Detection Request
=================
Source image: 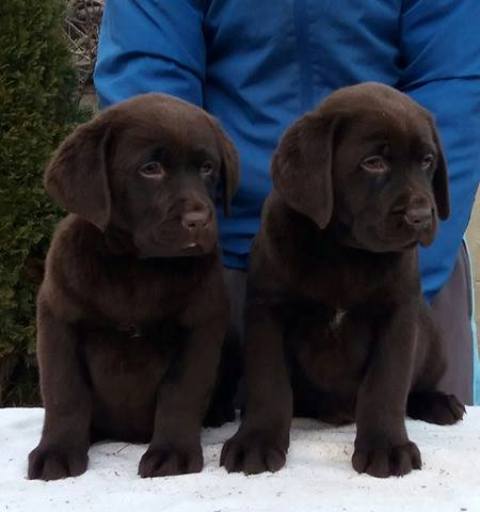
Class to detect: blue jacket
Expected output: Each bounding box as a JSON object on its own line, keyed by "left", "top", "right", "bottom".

{"left": 95, "top": 0, "right": 480, "bottom": 299}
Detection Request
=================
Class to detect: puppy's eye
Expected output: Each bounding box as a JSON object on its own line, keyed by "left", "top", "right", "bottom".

{"left": 200, "top": 161, "right": 214, "bottom": 177}
{"left": 139, "top": 161, "right": 165, "bottom": 178}
{"left": 361, "top": 156, "right": 388, "bottom": 174}
{"left": 421, "top": 154, "right": 434, "bottom": 171}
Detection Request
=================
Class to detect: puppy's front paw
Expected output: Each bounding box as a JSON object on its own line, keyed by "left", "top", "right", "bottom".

{"left": 138, "top": 443, "right": 203, "bottom": 478}
{"left": 221, "top": 429, "right": 287, "bottom": 475}
{"left": 352, "top": 438, "right": 421, "bottom": 478}
{"left": 28, "top": 444, "right": 88, "bottom": 480}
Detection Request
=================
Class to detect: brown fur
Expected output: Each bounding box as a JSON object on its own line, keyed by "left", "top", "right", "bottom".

{"left": 221, "top": 83, "right": 465, "bottom": 478}
{"left": 28, "top": 94, "right": 240, "bottom": 480}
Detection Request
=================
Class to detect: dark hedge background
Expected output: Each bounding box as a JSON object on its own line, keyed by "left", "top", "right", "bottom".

{"left": 0, "top": 0, "right": 93, "bottom": 405}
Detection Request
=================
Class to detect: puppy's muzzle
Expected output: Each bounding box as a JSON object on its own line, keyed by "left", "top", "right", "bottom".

{"left": 182, "top": 208, "right": 212, "bottom": 232}
{"left": 179, "top": 199, "right": 216, "bottom": 253}
{"left": 391, "top": 195, "right": 433, "bottom": 233}
{"left": 403, "top": 206, "right": 433, "bottom": 231}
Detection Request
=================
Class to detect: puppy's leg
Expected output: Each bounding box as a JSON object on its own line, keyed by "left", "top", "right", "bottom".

{"left": 138, "top": 317, "right": 225, "bottom": 478}
{"left": 28, "top": 300, "right": 92, "bottom": 480}
{"left": 203, "top": 329, "right": 241, "bottom": 427}
{"left": 353, "top": 304, "right": 422, "bottom": 478}
{"left": 220, "top": 303, "right": 292, "bottom": 475}
{"left": 203, "top": 267, "right": 246, "bottom": 427}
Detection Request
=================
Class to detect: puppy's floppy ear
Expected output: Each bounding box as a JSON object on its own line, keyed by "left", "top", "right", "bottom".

{"left": 207, "top": 116, "right": 240, "bottom": 216}
{"left": 44, "top": 118, "right": 111, "bottom": 231}
{"left": 271, "top": 114, "right": 336, "bottom": 229}
{"left": 428, "top": 117, "right": 450, "bottom": 220}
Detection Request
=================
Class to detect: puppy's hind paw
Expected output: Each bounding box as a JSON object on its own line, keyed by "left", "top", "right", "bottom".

{"left": 407, "top": 391, "right": 466, "bottom": 425}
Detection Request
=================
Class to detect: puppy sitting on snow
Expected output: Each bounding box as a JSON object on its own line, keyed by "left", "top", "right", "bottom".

{"left": 28, "top": 94, "right": 239, "bottom": 480}
{"left": 222, "top": 83, "right": 465, "bottom": 478}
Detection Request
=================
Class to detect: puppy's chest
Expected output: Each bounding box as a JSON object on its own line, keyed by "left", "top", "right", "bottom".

{"left": 281, "top": 301, "right": 352, "bottom": 338}
{"left": 328, "top": 308, "right": 348, "bottom": 332}
{"left": 78, "top": 263, "right": 191, "bottom": 342}
{"left": 294, "top": 255, "right": 395, "bottom": 306}
{"left": 83, "top": 266, "right": 196, "bottom": 327}
{"left": 282, "top": 301, "right": 373, "bottom": 388}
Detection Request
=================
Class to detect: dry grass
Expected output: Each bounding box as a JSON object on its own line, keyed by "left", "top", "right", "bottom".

{"left": 64, "top": 0, "right": 103, "bottom": 99}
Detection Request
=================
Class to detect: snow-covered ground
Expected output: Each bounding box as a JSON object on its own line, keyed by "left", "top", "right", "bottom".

{"left": 0, "top": 407, "right": 479, "bottom": 512}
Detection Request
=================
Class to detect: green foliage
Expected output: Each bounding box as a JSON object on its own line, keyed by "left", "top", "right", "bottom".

{"left": 0, "top": 0, "right": 89, "bottom": 404}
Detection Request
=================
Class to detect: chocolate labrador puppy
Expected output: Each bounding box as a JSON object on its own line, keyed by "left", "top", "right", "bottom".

{"left": 28, "top": 93, "right": 239, "bottom": 480}
{"left": 221, "top": 83, "right": 465, "bottom": 478}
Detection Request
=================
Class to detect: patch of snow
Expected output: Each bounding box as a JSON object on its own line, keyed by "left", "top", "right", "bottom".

{"left": 0, "top": 407, "right": 479, "bottom": 512}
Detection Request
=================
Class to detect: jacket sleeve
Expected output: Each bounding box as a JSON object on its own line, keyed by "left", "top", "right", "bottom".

{"left": 399, "top": 0, "right": 480, "bottom": 298}
{"left": 94, "top": 0, "right": 205, "bottom": 108}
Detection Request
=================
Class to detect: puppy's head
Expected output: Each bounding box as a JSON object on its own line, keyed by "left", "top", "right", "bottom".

{"left": 272, "top": 82, "right": 449, "bottom": 252}
{"left": 44, "top": 94, "right": 239, "bottom": 258}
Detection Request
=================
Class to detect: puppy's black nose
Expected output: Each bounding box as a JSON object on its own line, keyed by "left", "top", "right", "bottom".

{"left": 404, "top": 207, "right": 432, "bottom": 229}
{"left": 182, "top": 210, "right": 210, "bottom": 231}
